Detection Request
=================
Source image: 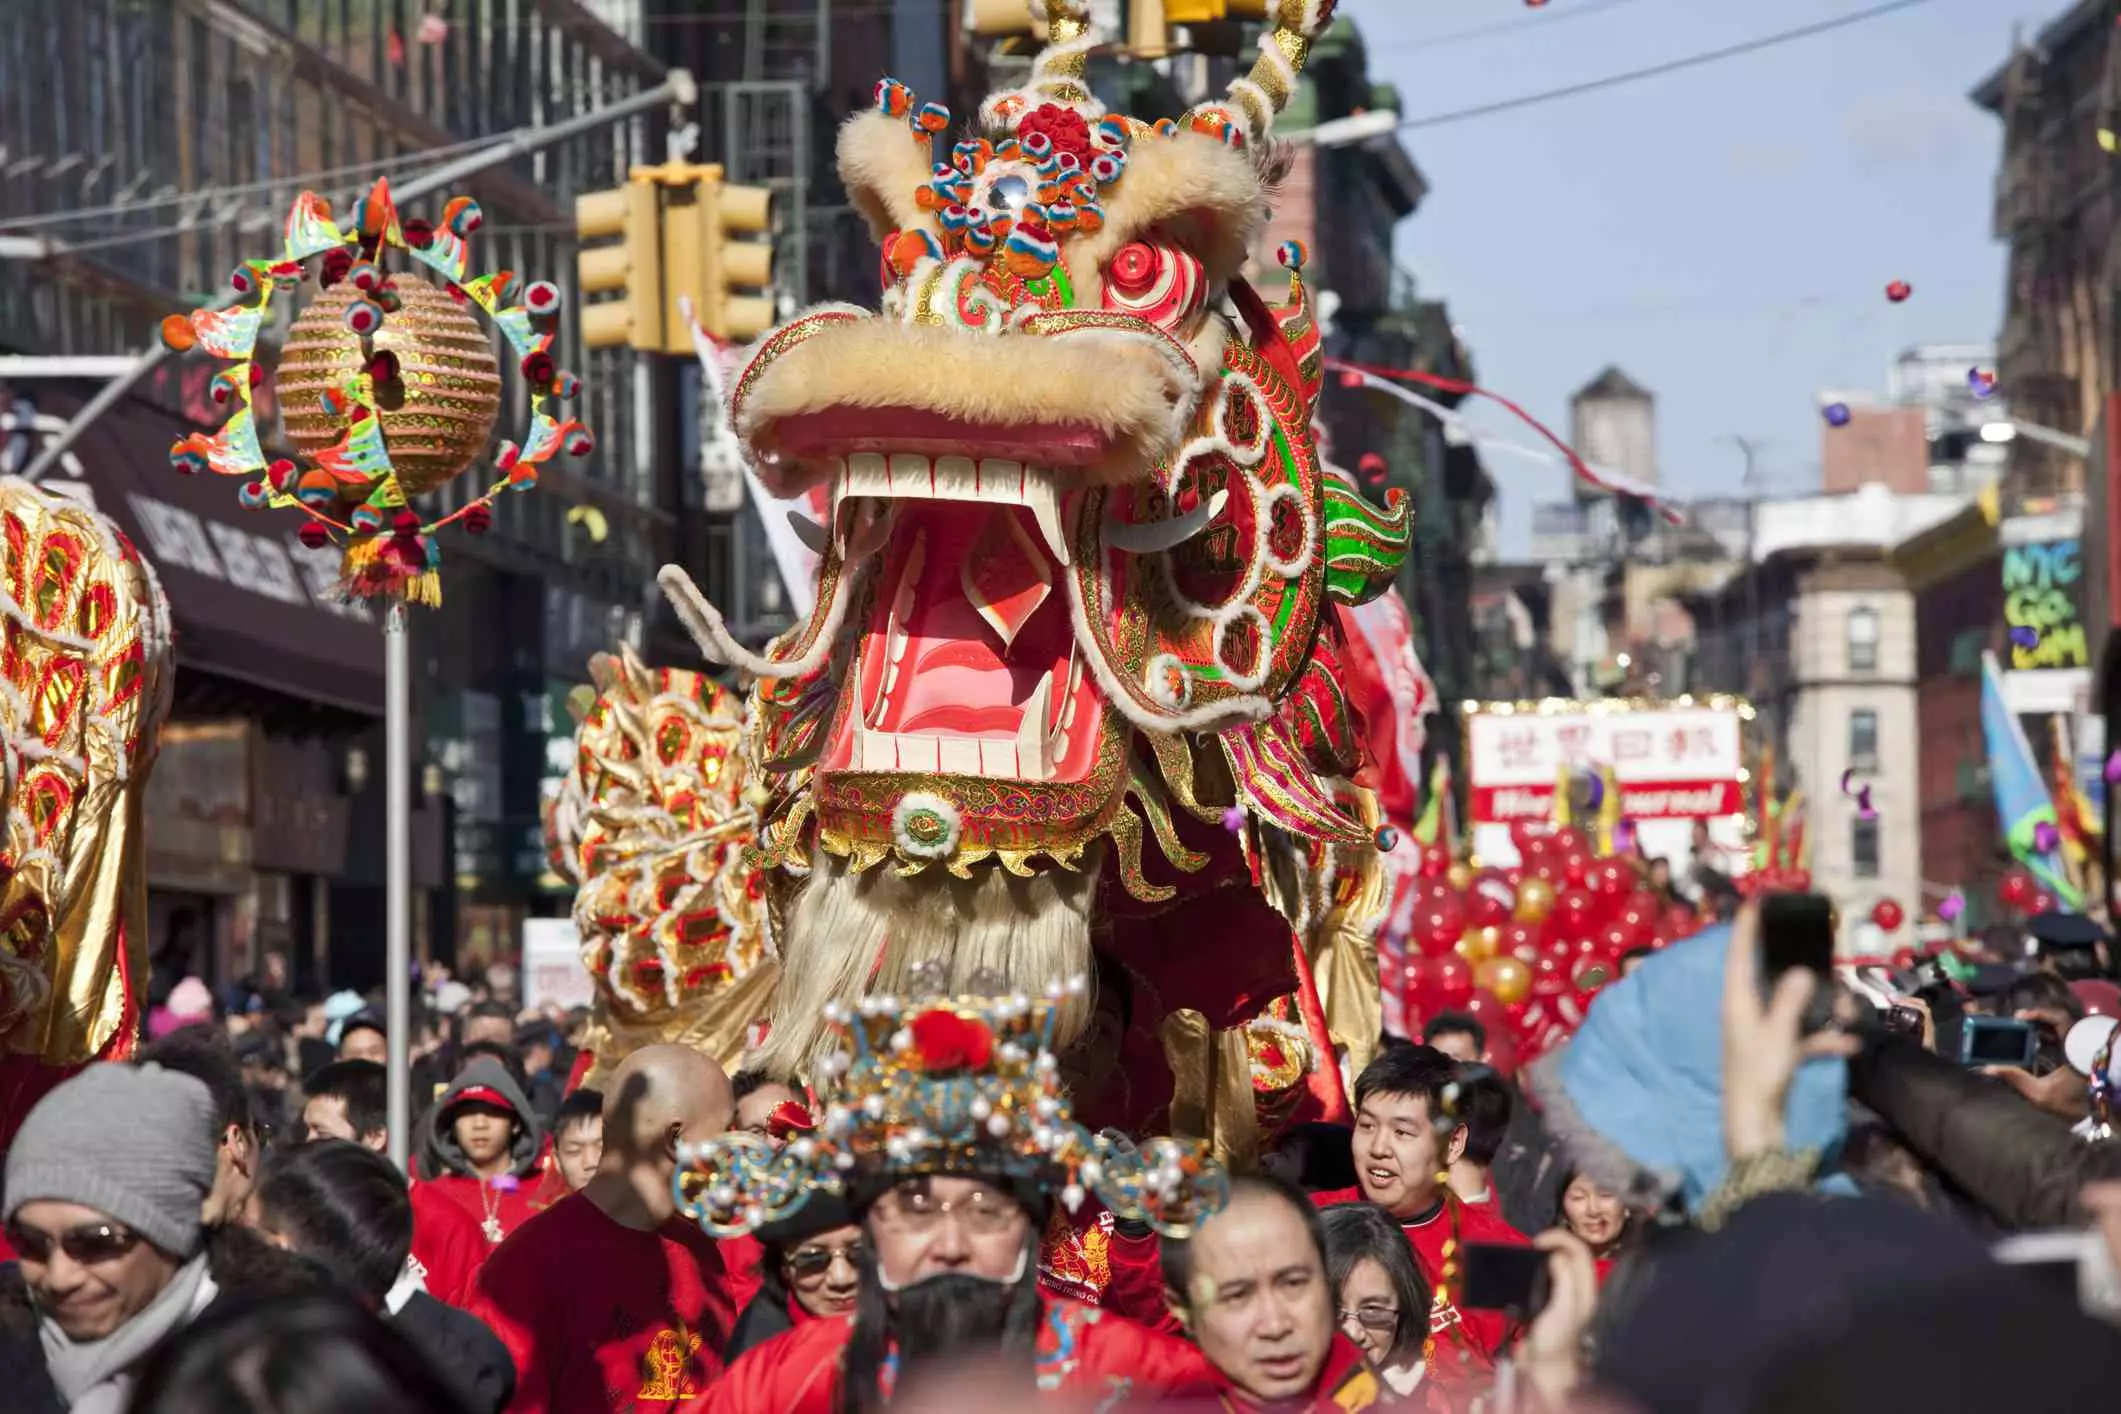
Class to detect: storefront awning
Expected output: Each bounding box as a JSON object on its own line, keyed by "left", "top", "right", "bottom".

{"left": 17, "top": 389, "right": 386, "bottom": 715}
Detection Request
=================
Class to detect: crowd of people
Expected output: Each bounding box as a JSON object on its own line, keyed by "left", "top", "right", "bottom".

{"left": 11, "top": 897, "right": 2121, "bottom": 1413}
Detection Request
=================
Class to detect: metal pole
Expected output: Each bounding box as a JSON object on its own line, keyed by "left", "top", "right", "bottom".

{"left": 22, "top": 69, "right": 698, "bottom": 484}
{"left": 385, "top": 605, "right": 412, "bottom": 1173}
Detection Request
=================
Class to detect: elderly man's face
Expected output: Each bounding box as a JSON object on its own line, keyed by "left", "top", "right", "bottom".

{"left": 864, "top": 1176, "right": 1029, "bottom": 1288}
{"left": 9, "top": 1200, "right": 183, "bottom": 1341}
{"left": 1178, "top": 1188, "right": 1335, "bottom": 1405}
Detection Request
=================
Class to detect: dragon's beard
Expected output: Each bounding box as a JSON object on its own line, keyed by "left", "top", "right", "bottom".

{"left": 754, "top": 845, "right": 1100, "bottom": 1082}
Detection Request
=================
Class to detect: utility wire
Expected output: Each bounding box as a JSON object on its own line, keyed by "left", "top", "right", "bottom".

{"left": 1394, "top": 0, "right": 1942, "bottom": 133}
{"left": 1372, "top": 0, "right": 1651, "bottom": 54}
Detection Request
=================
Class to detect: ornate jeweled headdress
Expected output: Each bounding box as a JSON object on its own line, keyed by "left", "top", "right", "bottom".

{"left": 675, "top": 968, "right": 1229, "bottom": 1239}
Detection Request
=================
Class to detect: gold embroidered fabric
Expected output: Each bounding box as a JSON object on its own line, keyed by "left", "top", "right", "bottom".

{"left": 549, "top": 646, "right": 772, "bottom": 1079}
{"left": 0, "top": 479, "right": 173, "bottom": 1064}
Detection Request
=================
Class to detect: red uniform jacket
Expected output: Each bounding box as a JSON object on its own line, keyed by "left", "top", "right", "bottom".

{"left": 408, "top": 1179, "right": 489, "bottom": 1306}
{"left": 1310, "top": 1189, "right": 1529, "bottom": 1383}
{"left": 471, "top": 1193, "right": 749, "bottom": 1414}
{"left": 690, "top": 1297, "right": 1219, "bottom": 1414}
{"left": 1038, "top": 1201, "right": 1178, "bottom": 1335}
{"left": 428, "top": 1173, "right": 542, "bottom": 1247}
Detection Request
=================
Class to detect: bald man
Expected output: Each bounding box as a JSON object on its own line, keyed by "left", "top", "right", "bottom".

{"left": 471, "top": 1046, "right": 752, "bottom": 1413}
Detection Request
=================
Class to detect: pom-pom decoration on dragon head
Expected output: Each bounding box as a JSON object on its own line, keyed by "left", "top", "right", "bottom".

{"left": 0, "top": 478, "right": 174, "bottom": 1144}
{"left": 659, "top": 0, "right": 1408, "bottom": 1140}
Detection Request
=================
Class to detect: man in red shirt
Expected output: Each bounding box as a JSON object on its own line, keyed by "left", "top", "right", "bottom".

{"left": 301, "top": 1058, "right": 487, "bottom": 1306}
{"left": 1161, "top": 1175, "right": 1386, "bottom": 1413}
{"left": 1312, "top": 1043, "right": 1530, "bottom": 1381}
{"left": 471, "top": 1044, "right": 752, "bottom": 1413}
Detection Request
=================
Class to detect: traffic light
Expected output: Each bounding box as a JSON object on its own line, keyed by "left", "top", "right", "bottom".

{"left": 967, "top": 0, "right": 1050, "bottom": 35}
{"left": 665, "top": 171, "right": 777, "bottom": 346}
{"left": 575, "top": 165, "right": 777, "bottom": 354}
{"left": 575, "top": 177, "right": 662, "bottom": 351}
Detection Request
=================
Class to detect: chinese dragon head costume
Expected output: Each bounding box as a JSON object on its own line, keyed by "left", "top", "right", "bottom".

{"left": 0, "top": 478, "right": 173, "bottom": 1143}
{"left": 656, "top": 0, "right": 1407, "bottom": 1158}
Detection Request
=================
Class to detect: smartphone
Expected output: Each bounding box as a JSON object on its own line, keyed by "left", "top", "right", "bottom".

{"left": 1458, "top": 1242, "right": 1549, "bottom": 1320}
{"left": 1961, "top": 1015, "right": 2038, "bottom": 1068}
{"left": 1994, "top": 1231, "right": 2121, "bottom": 1319}
{"left": 1760, "top": 892, "right": 1837, "bottom": 1032}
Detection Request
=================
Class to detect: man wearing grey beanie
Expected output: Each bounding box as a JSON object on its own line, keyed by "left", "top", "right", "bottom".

{"left": 0, "top": 1063, "right": 229, "bottom": 1413}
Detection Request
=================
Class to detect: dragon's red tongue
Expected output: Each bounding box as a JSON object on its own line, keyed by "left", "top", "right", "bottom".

{"left": 961, "top": 506, "right": 1052, "bottom": 652}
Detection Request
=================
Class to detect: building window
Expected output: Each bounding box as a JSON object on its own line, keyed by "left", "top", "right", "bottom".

{"left": 1847, "top": 606, "right": 1879, "bottom": 673}
{"left": 1852, "top": 816, "right": 1880, "bottom": 877}
{"left": 1849, "top": 709, "right": 1879, "bottom": 772}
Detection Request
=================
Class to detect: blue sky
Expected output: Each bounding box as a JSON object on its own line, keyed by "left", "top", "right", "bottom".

{"left": 1338, "top": 0, "right": 2029, "bottom": 556}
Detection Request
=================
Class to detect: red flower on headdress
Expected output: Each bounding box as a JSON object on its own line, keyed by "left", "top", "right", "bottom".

{"left": 908, "top": 1009, "right": 995, "bottom": 1072}
{"left": 1017, "top": 103, "right": 1094, "bottom": 171}
{"left": 767, "top": 1100, "right": 816, "bottom": 1140}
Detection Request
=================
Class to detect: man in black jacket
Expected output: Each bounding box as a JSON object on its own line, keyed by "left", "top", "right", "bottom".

{"left": 245, "top": 1139, "right": 516, "bottom": 1414}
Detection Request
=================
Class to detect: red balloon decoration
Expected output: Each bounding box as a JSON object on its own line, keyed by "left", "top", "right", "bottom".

{"left": 1430, "top": 953, "right": 1475, "bottom": 1011}
{"left": 1417, "top": 842, "right": 1452, "bottom": 879}
{"left": 1553, "top": 886, "right": 1598, "bottom": 937}
{"left": 1871, "top": 897, "right": 1905, "bottom": 933}
{"left": 1998, "top": 866, "right": 2038, "bottom": 912}
{"left": 1413, "top": 891, "right": 1470, "bottom": 958}
{"left": 1590, "top": 858, "right": 1633, "bottom": 898}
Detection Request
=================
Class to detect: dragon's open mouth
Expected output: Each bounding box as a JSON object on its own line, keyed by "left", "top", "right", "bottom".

{"left": 813, "top": 433, "right": 1107, "bottom": 787}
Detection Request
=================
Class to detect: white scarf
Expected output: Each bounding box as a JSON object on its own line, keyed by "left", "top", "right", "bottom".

{"left": 41, "top": 1254, "right": 217, "bottom": 1414}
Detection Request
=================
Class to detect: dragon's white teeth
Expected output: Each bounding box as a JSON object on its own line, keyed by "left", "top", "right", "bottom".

{"left": 1015, "top": 675, "right": 1052, "bottom": 780}
{"left": 827, "top": 454, "right": 1069, "bottom": 566}
{"left": 1104, "top": 488, "right": 1227, "bottom": 555}
{"left": 1024, "top": 474, "right": 1072, "bottom": 568}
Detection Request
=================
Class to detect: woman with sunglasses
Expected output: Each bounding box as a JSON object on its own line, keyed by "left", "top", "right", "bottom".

{"left": 0, "top": 1064, "right": 328, "bottom": 1414}
{"left": 1319, "top": 1203, "right": 1445, "bottom": 1407}
{"left": 725, "top": 1193, "right": 864, "bottom": 1359}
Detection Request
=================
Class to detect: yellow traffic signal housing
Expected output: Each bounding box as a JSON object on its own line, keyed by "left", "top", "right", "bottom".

{"left": 665, "top": 172, "right": 776, "bottom": 347}
{"left": 967, "top": 0, "right": 1050, "bottom": 36}
{"left": 575, "top": 179, "right": 663, "bottom": 351}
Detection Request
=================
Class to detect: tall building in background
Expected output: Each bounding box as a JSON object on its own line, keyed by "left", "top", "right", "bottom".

{"left": 0, "top": 0, "right": 673, "bottom": 988}
{"left": 1975, "top": 10, "right": 2110, "bottom": 504}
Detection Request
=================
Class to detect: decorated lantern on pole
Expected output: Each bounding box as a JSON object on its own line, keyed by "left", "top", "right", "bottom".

{"left": 160, "top": 178, "right": 590, "bottom": 605}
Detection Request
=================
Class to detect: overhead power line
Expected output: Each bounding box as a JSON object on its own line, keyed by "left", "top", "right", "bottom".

{"left": 1394, "top": 0, "right": 1942, "bottom": 133}
{"left": 1374, "top": 0, "right": 1651, "bottom": 54}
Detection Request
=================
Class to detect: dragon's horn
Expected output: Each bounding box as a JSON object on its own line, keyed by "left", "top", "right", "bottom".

{"left": 1198, "top": 0, "right": 1337, "bottom": 143}
{"left": 1028, "top": 0, "right": 1098, "bottom": 108}
{"left": 982, "top": 0, "right": 1103, "bottom": 125}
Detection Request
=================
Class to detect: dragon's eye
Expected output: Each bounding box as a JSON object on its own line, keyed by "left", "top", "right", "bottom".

{"left": 1101, "top": 239, "right": 1206, "bottom": 332}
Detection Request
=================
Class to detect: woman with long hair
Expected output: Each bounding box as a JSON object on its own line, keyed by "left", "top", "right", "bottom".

{"left": 1319, "top": 1203, "right": 1435, "bottom": 1401}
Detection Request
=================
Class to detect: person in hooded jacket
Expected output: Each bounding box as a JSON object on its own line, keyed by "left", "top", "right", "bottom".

{"left": 0, "top": 1064, "right": 328, "bottom": 1414}
{"left": 426, "top": 1058, "right": 547, "bottom": 1246}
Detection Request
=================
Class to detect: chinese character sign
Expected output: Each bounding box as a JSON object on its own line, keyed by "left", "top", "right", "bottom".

{"left": 1466, "top": 707, "right": 1746, "bottom": 823}
{"left": 2003, "top": 539, "right": 2088, "bottom": 670}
